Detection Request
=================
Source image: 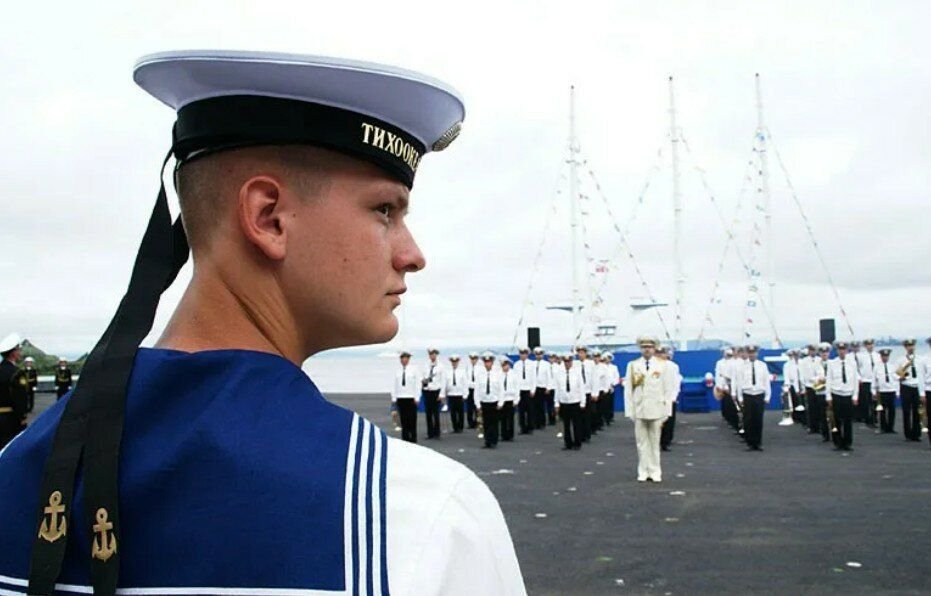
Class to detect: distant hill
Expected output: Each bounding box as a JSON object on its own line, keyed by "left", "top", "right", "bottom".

{"left": 20, "top": 339, "right": 84, "bottom": 374}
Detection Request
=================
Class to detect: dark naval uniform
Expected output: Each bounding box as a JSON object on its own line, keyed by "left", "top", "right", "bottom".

{"left": 54, "top": 366, "right": 73, "bottom": 400}
{"left": 23, "top": 366, "right": 38, "bottom": 413}
{"left": 0, "top": 360, "right": 28, "bottom": 449}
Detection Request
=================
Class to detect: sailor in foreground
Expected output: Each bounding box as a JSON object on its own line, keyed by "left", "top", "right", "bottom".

{"left": 513, "top": 347, "right": 534, "bottom": 435}
{"left": 658, "top": 345, "right": 682, "bottom": 452}
{"left": 445, "top": 355, "right": 467, "bottom": 433}
{"left": 735, "top": 344, "right": 771, "bottom": 451}
{"left": 826, "top": 341, "right": 858, "bottom": 450}
{"left": 0, "top": 333, "right": 29, "bottom": 449}
{"left": 22, "top": 356, "right": 38, "bottom": 414}
{"left": 0, "top": 51, "right": 525, "bottom": 596}
{"left": 554, "top": 351, "right": 584, "bottom": 450}
{"left": 531, "top": 347, "right": 551, "bottom": 428}
{"left": 873, "top": 348, "right": 898, "bottom": 434}
{"left": 421, "top": 348, "right": 446, "bottom": 440}
{"left": 465, "top": 352, "right": 480, "bottom": 429}
{"left": 391, "top": 350, "right": 421, "bottom": 443}
{"left": 475, "top": 352, "right": 503, "bottom": 449}
{"left": 53, "top": 357, "right": 72, "bottom": 400}
{"left": 897, "top": 338, "right": 927, "bottom": 442}
{"left": 624, "top": 336, "right": 675, "bottom": 482}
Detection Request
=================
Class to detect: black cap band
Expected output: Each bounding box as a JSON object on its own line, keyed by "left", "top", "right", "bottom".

{"left": 173, "top": 95, "right": 426, "bottom": 188}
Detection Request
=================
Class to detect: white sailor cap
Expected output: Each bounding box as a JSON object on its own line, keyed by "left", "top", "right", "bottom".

{"left": 0, "top": 333, "right": 22, "bottom": 354}
{"left": 548, "top": 352, "right": 560, "bottom": 358}
{"left": 449, "top": 354, "right": 461, "bottom": 361}
{"left": 636, "top": 336, "right": 657, "bottom": 348}
{"left": 533, "top": 347, "right": 545, "bottom": 354}
{"left": 468, "top": 351, "right": 480, "bottom": 359}
{"left": 862, "top": 338, "right": 875, "bottom": 345}
{"left": 724, "top": 347, "right": 734, "bottom": 356}
{"left": 427, "top": 347, "right": 440, "bottom": 355}
{"left": 517, "top": 346, "right": 530, "bottom": 353}
{"left": 745, "top": 344, "right": 759, "bottom": 352}
{"left": 134, "top": 50, "right": 465, "bottom": 189}
{"left": 903, "top": 338, "right": 917, "bottom": 346}
{"left": 398, "top": 350, "right": 412, "bottom": 358}
{"left": 879, "top": 348, "right": 892, "bottom": 355}
{"left": 591, "top": 349, "right": 602, "bottom": 357}
{"left": 58, "top": 356, "right": 69, "bottom": 363}
{"left": 834, "top": 340, "right": 849, "bottom": 349}
{"left": 818, "top": 342, "right": 832, "bottom": 352}
{"left": 24, "top": 356, "right": 35, "bottom": 363}
{"left": 604, "top": 352, "right": 614, "bottom": 361}
{"left": 575, "top": 345, "right": 589, "bottom": 352}
{"left": 563, "top": 351, "right": 576, "bottom": 360}
{"left": 500, "top": 356, "right": 512, "bottom": 365}
{"left": 480, "top": 351, "right": 495, "bottom": 362}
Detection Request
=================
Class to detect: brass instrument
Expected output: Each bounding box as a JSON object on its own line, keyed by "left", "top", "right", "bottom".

{"left": 874, "top": 392, "right": 884, "bottom": 413}
{"left": 632, "top": 371, "right": 645, "bottom": 389}
{"left": 826, "top": 396, "right": 839, "bottom": 434}
{"left": 812, "top": 377, "right": 826, "bottom": 392}
{"left": 896, "top": 354, "right": 915, "bottom": 381}
{"left": 919, "top": 398, "right": 929, "bottom": 435}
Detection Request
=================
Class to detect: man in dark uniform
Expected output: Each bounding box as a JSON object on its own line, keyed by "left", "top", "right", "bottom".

{"left": 22, "top": 357, "right": 38, "bottom": 413}
{"left": 0, "top": 334, "right": 29, "bottom": 449}
{"left": 53, "top": 357, "right": 72, "bottom": 400}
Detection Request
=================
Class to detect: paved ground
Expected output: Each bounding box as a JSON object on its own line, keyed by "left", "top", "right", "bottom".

{"left": 28, "top": 392, "right": 931, "bottom": 595}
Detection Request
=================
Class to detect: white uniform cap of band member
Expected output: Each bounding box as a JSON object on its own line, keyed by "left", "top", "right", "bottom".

{"left": 517, "top": 346, "right": 529, "bottom": 354}
{"left": 879, "top": 348, "right": 892, "bottom": 356}
{"left": 604, "top": 352, "right": 614, "bottom": 361}
{"left": 500, "top": 356, "right": 512, "bottom": 366}
{"left": 902, "top": 338, "right": 917, "bottom": 347}
{"left": 468, "top": 351, "right": 480, "bottom": 359}
{"left": 398, "top": 350, "right": 412, "bottom": 358}
{"left": 723, "top": 347, "right": 734, "bottom": 356}
{"left": 635, "top": 335, "right": 658, "bottom": 348}
{"left": 818, "top": 342, "right": 832, "bottom": 352}
{"left": 449, "top": 354, "right": 460, "bottom": 362}
{"left": 427, "top": 347, "right": 440, "bottom": 355}
{"left": 562, "top": 351, "right": 575, "bottom": 360}
{"left": 0, "top": 333, "right": 22, "bottom": 354}
{"left": 591, "top": 349, "right": 602, "bottom": 357}
{"left": 745, "top": 344, "right": 759, "bottom": 352}
{"left": 480, "top": 351, "right": 495, "bottom": 362}
{"left": 533, "top": 347, "right": 545, "bottom": 355}
{"left": 24, "top": 356, "right": 35, "bottom": 363}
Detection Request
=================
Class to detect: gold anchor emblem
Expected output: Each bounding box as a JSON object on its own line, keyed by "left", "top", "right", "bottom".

{"left": 38, "top": 491, "right": 67, "bottom": 543}
{"left": 91, "top": 508, "right": 117, "bottom": 562}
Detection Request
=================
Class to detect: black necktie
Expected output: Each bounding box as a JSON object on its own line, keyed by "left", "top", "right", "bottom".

{"left": 471, "top": 368, "right": 475, "bottom": 382}
{"left": 842, "top": 360, "right": 847, "bottom": 384}
{"left": 566, "top": 372, "right": 570, "bottom": 391}
{"left": 752, "top": 363, "right": 756, "bottom": 385}
{"left": 486, "top": 376, "right": 490, "bottom": 394}
{"left": 911, "top": 360, "right": 917, "bottom": 378}
{"left": 645, "top": 359, "right": 650, "bottom": 370}
{"left": 429, "top": 365, "right": 434, "bottom": 382}
{"left": 504, "top": 375, "right": 508, "bottom": 391}
{"left": 581, "top": 366, "right": 586, "bottom": 383}
{"left": 453, "top": 370, "right": 456, "bottom": 386}
{"left": 884, "top": 362, "right": 890, "bottom": 383}
{"left": 522, "top": 364, "right": 526, "bottom": 380}
{"left": 402, "top": 369, "right": 406, "bottom": 386}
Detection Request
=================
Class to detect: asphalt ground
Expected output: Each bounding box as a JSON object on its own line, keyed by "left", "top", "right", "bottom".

{"left": 27, "top": 392, "right": 931, "bottom": 595}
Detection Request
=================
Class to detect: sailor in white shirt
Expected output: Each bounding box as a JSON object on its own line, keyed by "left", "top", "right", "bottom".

{"left": 465, "top": 352, "right": 480, "bottom": 429}
{"left": 513, "top": 347, "right": 536, "bottom": 435}
{"left": 781, "top": 349, "right": 805, "bottom": 426}
{"left": 421, "top": 348, "right": 447, "bottom": 440}
{"left": 576, "top": 346, "right": 597, "bottom": 441}
{"left": 603, "top": 352, "right": 620, "bottom": 426}
{"left": 532, "top": 347, "right": 552, "bottom": 428}
{"left": 391, "top": 350, "right": 421, "bottom": 443}
{"left": 810, "top": 344, "right": 832, "bottom": 442}
{"left": 474, "top": 352, "right": 503, "bottom": 448}
{"left": 658, "top": 345, "right": 682, "bottom": 451}
{"left": 624, "top": 336, "right": 676, "bottom": 481}
{"left": 591, "top": 349, "right": 607, "bottom": 432}
{"left": 825, "top": 341, "right": 859, "bottom": 450}
{"left": 547, "top": 352, "right": 560, "bottom": 425}
{"left": 554, "top": 352, "right": 585, "bottom": 450}
{"left": 856, "top": 339, "right": 881, "bottom": 427}
{"left": 735, "top": 344, "right": 771, "bottom": 451}
{"left": 715, "top": 348, "right": 739, "bottom": 430}
{"left": 799, "top": 344, "right": 818, "bottom": 434}
{"left": 446, "top": 355, "right": 468, "bottom": 433}
{"left": 500, "top": 357, "right": 519, "bottom": 442}
{"left": 873, "top": 348, "right": 899, "bottom": 434}
{"left": 896, "top": 338, "right": 927, "bottom": 441}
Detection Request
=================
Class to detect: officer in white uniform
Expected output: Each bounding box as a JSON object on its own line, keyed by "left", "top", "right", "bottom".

{"left": 623, "top": 337, "right": 676, "bottom": 482}
{"left": 873, "top": 348, "right": 899, "bottom": 433}
{"left": 826, "top": 341, "right": 859, "bottom": 450}
{"left": 897, "top": 338, "right": 927, "bottom": 441}
{"left": 554, "top": 352, "right": 585, "bottom": 450}
{"left": 513, "top": 348, "right": 535, "bottom": 435}
{"left": 715, "top": 348, "right": 738, "bottom": 430}
{"left": 465, "top": 352, "right": 480, "bottom": 429}
{"left": 474, "top": 352, "right": 504, "bottom": 448}
{"left": 531, "top": 347, "right": 551, "bottom": 429}
{"left": 658, "top": 345, "right": 682, "bottom": 451}
{"left": 811, "top": 343, "right": 832, "bottom": 442}
{"left": 735, "top": 344, "right": 771, "bottom": 451}
{"left": 391, "top": 350, "right": 420, "bottom": 443}
{"left": 781, "top": 349, "right": 805, "bottom": 426}
{"left": 446, "top": 355, "right": 467, "bottom": 433}
{"left": 421, "top": 348, "right": 447, "bottom": 440}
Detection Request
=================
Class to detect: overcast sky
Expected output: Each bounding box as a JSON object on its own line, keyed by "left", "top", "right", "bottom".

{"left": 2, "top": 0, "right": 928, "bottom": 357}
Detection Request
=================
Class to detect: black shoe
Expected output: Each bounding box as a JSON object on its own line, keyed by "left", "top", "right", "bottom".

{"left": 661, "top": 445, "right": 670, "bottom": 452}
{"left": 844, "top": 446, "right": 853, "bottom": 451}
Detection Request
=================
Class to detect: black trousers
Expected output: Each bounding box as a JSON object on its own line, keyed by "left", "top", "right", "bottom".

{"left": 605, "top": 388, "right": 616, "bottom": 423}
{"left": 743, "top": 393, "right": 765, "bottom": 448}
{"left": 589, "top": 394, "right": 603, "bottom": 432}
{"left": 661, "top": 402, "right": 677, "bottom": 448}
{"left": 396, "top": 398, "right": 418, "bottom": 443}
{"left": 532, "top": 387, "right": 546, "bottom": 429}
{"left": 580, "top": 395, "right": 592, "bottom": 440}
{"left": 500, "top": 401, "right": 515, "bottom": 440}
{"left": 878, "top": 391, "right": 897, "bottom": 432}
{"left": 857, "top": 383, "right": 874, "bottom": 425}
{"left": 56, "top": 384, "right": 70, "bottom": 400}
{"left": 466, "top": 389, "right": 477, "bottom": 428}
{"left": 447, "top": 394, "right": 465, "bottom": 432}
{"left": 518, "top": 390, "right": 534, "bottom": 434}
{"left": 722, "top": 393, "right": 738, "bottom": 429}
{"left": 481, "top": 402, "right": 499, "bottom": 447}
{"left": 423, "top": 390, "right": 441, "bottom": 438}
{"left": 901, "top": 385, "right": 921, "bottom": 440}
{"left": 545, "top": 389, "right": 557, "bottom": 425}
{"left": 788, "top": 387, "right": 803, "bottom": 424}
{"left": 830, "top": 394, "right": 854, "bottom": 448}
{"left": 559, "top": 402, "right": 583, "bottom": 448}
{"left": 26, "top": 388, "right": 35, "bottom": 413}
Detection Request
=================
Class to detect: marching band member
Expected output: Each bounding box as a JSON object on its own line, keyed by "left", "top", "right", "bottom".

{"left": 391, "top": 350, "right": 421, "bottom": 443}
{"left": 532, "top": 347, "right": 551, "bottom": 429}
{"left": 801, "top": 344, "right": 820, "bottom": 434}
{"left": 446, "top": 355, "right": 468, "bottom": 433}
{"left": 715, "top": 348, "right": 738, "bottom": 430}
{"left": 658, "top": 345, "right": 682, "bottom": 452}
{"left": 782, "top": 349, "right": 805, "bottom": 426}
{"left": 554, "top": 352, "right": 585, "bottom": 450}
{"left": 873, "top": 348, "right": 899, "bottom": 434}
{"left": 605, "top": 352, "right": 620, "bottom": 426}
{"left": 22, "top": 356, "right": 37, "bottom": 413}
{"left": 735, "top": 344, "right": 771, "bottom": 451}
{"left": 500, "top": 357, "right": 518, "bottom": 442}
{"left": 591, "top": 349, "right": 606, "bottom": 432}
{"left": 514, "top": 347, "right": 535, "bottom": 435}
{"left": 421, "top": 348, "right": 447, "bottom": 440}
{"left": 897, "top": 338, "right": 927, "bottom": 441}
{"left": 826, "top": 341, "right": 859, "bottom": 450}
{"left": 576, "top": 346, "right": 596, "bottom": 441}
{"left": 54, "top": 357, "right": 72, "bottom": 401}
{"left": 465, "top": 352, "right": 480, "bottom": 429}
{"left": 855, "top": 339, "right": 880, "bottom": 427}
{"left": 474, "top": 352, "right": 504, "bottom": 448}
{"left": 547, "top": 352, "right": 560, "bottom": 425}
{"left": 811, "top": 343, "right": 832, "bottom": 442}
{"left": 624, "top": 337, "right": 675, "bottom": 482}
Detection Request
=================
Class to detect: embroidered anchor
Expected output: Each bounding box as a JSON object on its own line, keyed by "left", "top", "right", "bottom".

{"left": 38, "top": 491, "right": 67, "bottom": 543}
{"left": 91, "top": 508, "right": 117, "bottom": 562}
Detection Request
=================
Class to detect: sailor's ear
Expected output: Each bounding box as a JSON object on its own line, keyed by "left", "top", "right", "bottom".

{"left": 237, "top": 175, "right": 287, "bottom": 261}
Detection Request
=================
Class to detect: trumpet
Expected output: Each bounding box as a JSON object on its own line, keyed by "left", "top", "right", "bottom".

{"left": 896, "top": 354, "right": 915, "bottom": 381}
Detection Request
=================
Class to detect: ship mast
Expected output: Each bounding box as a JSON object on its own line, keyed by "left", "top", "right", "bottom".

{"left": 668, "top": 76, "right": 684, "bottom": 350}
{"left": 568, "top": 85, "right": 582, "bottom": 338}
{"left": 755, "top": 73, "right": 778, "bottom": 348}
